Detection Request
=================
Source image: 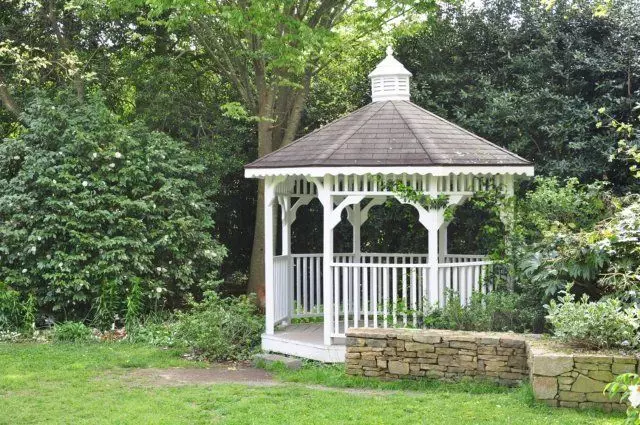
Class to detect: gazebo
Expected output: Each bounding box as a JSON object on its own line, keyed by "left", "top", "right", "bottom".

{"left": 245, "top": 47, "right": 534, "bottom": 362}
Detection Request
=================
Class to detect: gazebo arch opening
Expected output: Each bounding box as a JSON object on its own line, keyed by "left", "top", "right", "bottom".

{"left": 245, "top": 47, "right": 534, "bottom": 362}
{"left": 360, "top": 198, "right": 428, "bottom": 253}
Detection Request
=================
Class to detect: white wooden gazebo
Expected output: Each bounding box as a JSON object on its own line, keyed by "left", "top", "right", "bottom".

{"left": 245, "top": 47, "right": 534, "bottom": 362}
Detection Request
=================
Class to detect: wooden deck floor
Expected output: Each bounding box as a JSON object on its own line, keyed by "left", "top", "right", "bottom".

{"left": 261, "top": 322, "right": 345, "bottom": 363}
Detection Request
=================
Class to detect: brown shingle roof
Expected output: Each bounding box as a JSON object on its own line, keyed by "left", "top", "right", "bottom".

{"left": 245, "top": 100, "right": 532, "bottom": 169}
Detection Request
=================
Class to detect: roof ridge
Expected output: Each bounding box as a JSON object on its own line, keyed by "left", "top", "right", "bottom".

{"left": 249, "top": 102, "right": 376, "bottom": 165}
{"left": 314, "top": 101, "right": 386, "bottom": 165}
{"left": 390, "top": 101, "right": 434, "bottom": 164}
{"left": 402, "top": 101, "right": 532, "bottom": 164}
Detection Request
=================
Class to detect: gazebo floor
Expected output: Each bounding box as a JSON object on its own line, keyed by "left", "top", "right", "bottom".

{"left": 262, "top": 322, "right": 345, "bottom": 363}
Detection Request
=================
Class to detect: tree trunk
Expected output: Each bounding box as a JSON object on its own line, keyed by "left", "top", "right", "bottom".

{"left": 247, "top": 180, "right": 266, "bottom": 304}
{"left": 247, "top": 106, "right": 275, "bottom": 303}
{"left": 246, "top": 78, "right": 310, "bottom": 303}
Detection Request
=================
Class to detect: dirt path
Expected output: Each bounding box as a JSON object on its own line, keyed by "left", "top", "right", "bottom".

{"left": 114, "top": 365, "right": 425, "bottom": 397}
{"left": 126, "top": 363, "right": 278, "bottom": 387}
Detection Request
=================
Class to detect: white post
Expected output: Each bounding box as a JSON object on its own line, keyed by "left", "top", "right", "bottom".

{"left": 279, "top": 195, "right": 293, "bottom": 324}
{"left": 438, "top": 223, "right": 448, "bottom": 263}
{"left": 264, "top": 177, "right": 276, "bottom": 335}
{"left": 427, "top": 175, "right": 439, "bottom": 307}
{"left": 427, "top": 221, "right": 439, "bottom": 307}
{"left": 280, "top": 196, "right": 291, "bottom": 256}
{"left": 352, "top": 202, "right": 362, "bottom": 259}
{"left": 319, "top": 175, "right": 334, "bottom": 346}
{"left": 500, "top": 174, "right": 516, "bottom": 291}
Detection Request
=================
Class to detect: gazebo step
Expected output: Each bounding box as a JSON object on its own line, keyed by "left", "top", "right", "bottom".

{"left": 252, "top": 353, "right": 303, "bottom": 370}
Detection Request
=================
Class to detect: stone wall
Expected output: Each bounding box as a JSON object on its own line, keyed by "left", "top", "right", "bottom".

{"left": 345, "top": 328, "right": 635, "bottom": 412}
{"left": 528, "top": 344, "right": 633, "bottom": 412}
{"left": 345, "top": 328, "right": 529, "bottom": 386}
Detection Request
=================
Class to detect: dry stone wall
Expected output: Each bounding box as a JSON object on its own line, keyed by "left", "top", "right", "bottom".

{"left": 345, "top": 328, "right": 529, "bottom": 387}
{"left": 528, "top": 344, "right": 633, "bottom": 412}
{"left": 346, "top": 328, "right": 636, "bottom": 412}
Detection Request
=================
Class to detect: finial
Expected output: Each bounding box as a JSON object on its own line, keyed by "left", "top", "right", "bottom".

{"left": 386, "top": 45, "right": 393, "bottom": 56}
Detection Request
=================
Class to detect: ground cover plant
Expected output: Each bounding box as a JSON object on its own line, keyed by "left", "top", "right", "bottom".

{"left": 0, "top": 343, "right": 624, "bottom": 425}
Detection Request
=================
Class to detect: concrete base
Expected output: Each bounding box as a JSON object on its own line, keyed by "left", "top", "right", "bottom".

{"left": 261, "top": 332, "right": 345, "bottom": 363}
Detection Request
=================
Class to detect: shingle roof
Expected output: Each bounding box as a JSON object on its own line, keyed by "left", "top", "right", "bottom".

{"left": 245, "top": 100, "right": 532, "bottom": 169}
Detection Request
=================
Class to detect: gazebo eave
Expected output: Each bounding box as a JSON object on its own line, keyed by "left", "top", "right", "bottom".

{"left": 244, "top": 164, "right": 534, "bottom": 179}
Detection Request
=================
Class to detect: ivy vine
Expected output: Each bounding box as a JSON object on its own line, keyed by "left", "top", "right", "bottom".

{"left": 374, "top": 175, "right": 455, "bottom": 219}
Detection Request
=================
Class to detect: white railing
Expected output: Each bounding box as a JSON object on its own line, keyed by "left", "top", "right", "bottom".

{"left": 438, "top": 261, "right": 493, "bottom": 307}
{"left": 330, "top": 262, "right": 430, "bottom": 338}
{"left": 443, "top": 254, "right": 487, "bottom": 263}
{"left": 292, "top": 254, "right": 324, "bottom": 318}
{"left": 275, "top": 252, "right": 493, "bottom": 336}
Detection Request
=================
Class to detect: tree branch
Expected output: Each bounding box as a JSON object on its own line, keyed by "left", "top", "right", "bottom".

{"left": 0, "top": 72, "right": 21, "bottom": 117}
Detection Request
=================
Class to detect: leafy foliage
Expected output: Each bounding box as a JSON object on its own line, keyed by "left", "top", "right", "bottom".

{"left": 397, "top": 0, "right": 640, "bottom": 188}
{"left": 0, "top": 282, "right": 27, "bottom": 331}
{"left": 425, "top": 290, "right": 536, "bottom": 333}
{"left": 545, "top": 285, "right": 639, "bottom": 349}
{"left": 605, "top": 373, "right": 640, "bottom": 424}
{"left": 0, "top": 92, "right": 225, "bottom": 327}
{"left": 175, "top": 292, "right": 263, "bottom": 361}
{"left": 52, "top": 321, "right": 94, "bottom": 343}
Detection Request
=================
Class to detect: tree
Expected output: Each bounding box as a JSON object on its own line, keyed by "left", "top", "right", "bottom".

{"left": 395, "top": 0, "right": 640, "bottom": 188}
{"left": 137, "top": 0, "right": 442, "bottom": 300}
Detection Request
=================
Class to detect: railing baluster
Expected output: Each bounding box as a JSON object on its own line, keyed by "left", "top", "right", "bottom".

{"left": 363, "top": 267, "right": 369, "bottom": 327}
{"left": 334, "top": 266, "right": 339, "bottom": 335}
{"left": 421, "top": 267, "right": 428, "bottom": 315}
{"left": 316, "top": 257, "right": 322, "bottom": 313}
{"left": 303, "top": 256, "right": 309, "bottom": 314}
{"left": 392, "top": 268, "right": 398, "bottom": 326}
{"left": 402, "top": 267, "right": 407, "bottom": 327}
{"left": 466, "top": 265, "right": 473, "bottom": 305}
{"left": 372, "top": 267, "right": 378, "bottom": 328}
{"left": 343, "top": 266, "right": 349, "bottom": 332}
{"left": 354, "top": 266, "right": 360, "bottom": 328}
{"left": 411, "top": 267, "right": 417, "bottom": 327}
{"left": 296, "top": 257, "right": 302, "bottom": 315}
{"left": 383, "top": 267, "right": 389, "bottom": 328}
{"left": 309, "top": 257, "right": 315, "bottom": 313}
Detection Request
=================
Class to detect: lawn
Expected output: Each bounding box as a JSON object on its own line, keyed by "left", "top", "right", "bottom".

{"left": 0, "top": 343, "right": 624, "bottom": 425}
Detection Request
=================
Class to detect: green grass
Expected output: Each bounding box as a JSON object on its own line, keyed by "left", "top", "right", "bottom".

{"left": 0, "top": 343, "right": 624, "bottom": 424}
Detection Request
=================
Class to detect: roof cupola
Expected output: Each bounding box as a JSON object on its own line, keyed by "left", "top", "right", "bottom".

{"left": 368, "top": 46, "right": 412, "bottom": 102}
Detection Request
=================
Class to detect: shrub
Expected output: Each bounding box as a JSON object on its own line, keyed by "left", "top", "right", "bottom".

{"left": 0, "top": 92, "right": 225, "bottom": 327}
{"left": 0, "top": 283, "right": 35, "bottom": 332}
{"left": 424, "top": 290, "right": 535, "bottom": 333}
{"left": 127, "top": 317, "right": 179, "bottom": 347}
{"left": 175, "top": 292, "right": 263, "bottom": 361}
{"left": 0, "top": 283, "right": 23, "bottom": 331}
{"left": 52, "top": 321, "right": 94, "bottom": 343}
{"left": 545, "top": 285, "right": 639, "bottom": 349}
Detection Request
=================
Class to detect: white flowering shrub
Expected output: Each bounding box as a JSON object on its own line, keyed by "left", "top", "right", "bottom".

{"left": 0, "top": 93, "right": 225, "bottom": 327}
{"left": 545, "top": 285, "right": 640, "bottom": 349}
{"left": 606, "top": 373, "right": 640, "bottom": 424}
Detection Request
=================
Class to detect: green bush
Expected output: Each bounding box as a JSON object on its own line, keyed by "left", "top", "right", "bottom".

{"left": 127, "top": 317, "right": 179, "bottom": 347}
{"left": 175, "top": 293, "right": 263, "bottom": 361}
{"left": 0, "top": 283, "right": 23, "bottom": 331}
{"left": 0, "top": 92, "right": 225, "bottom": 327}
{"left": 545, "top": 285, "right": 640, "bottom": 349}
{"left": 52, "top": 321, "right": 94, "bottom": 343}
{"left": 424, "top": 290, "right": 535, "bottom": 333}
{"left": 0, "top": 283, "right": 35, "bottom": 332}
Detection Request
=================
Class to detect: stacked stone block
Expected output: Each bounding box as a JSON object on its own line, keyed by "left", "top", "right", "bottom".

{"left": 529, "top": 345, "right": 633, "bottom": 412}
{"left": 345, "top": 328, "right": 529, "bottom": 386}
{"left": 345, "top": 327, "right": 636, "bottom": 412}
